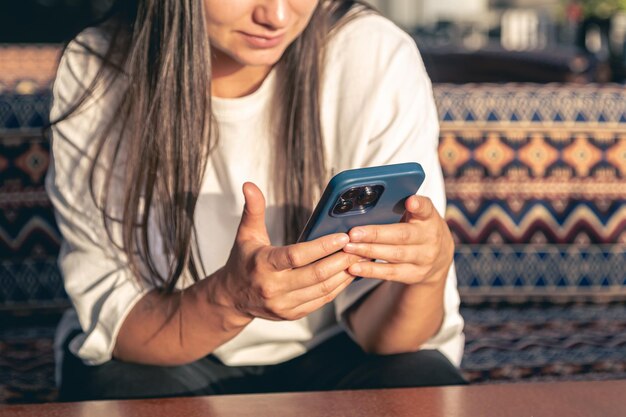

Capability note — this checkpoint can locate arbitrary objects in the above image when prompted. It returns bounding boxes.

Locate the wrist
[391,270,446,311]
[202,268,253,331]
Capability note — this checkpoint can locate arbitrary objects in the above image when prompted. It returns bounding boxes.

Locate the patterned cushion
[0,92,62,307]
[434,83,626,300]
[2,45,626,306]
[0,45,63,307]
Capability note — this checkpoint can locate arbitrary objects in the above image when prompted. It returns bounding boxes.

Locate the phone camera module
[333,199,354,215]
[331,184,384,217]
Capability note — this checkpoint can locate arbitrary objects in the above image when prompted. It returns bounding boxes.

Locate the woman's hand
[342,195,454,285]
[212,182,363,323]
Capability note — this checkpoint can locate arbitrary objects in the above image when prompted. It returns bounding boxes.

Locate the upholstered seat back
[435,84,626,300]
[1,46,625,307]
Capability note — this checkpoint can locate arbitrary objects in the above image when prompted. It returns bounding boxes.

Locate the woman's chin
[234,48,288,68]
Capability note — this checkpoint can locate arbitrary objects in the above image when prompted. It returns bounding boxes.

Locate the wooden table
[1,380,624,417]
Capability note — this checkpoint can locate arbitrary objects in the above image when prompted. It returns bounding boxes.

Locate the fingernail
[335,235,350,245]
[344,243,356,252]
[350,229,364,241]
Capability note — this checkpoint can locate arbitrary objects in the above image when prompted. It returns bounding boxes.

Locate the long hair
[50,0,372,293]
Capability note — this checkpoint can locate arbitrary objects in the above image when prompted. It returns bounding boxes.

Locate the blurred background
[3,0,626,82]
[371,0,626,83]
[1,0,626,406]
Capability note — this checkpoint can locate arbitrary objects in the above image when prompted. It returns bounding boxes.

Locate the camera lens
[356,186,379,206]
[341,188,361,200]
[333,199,353,214]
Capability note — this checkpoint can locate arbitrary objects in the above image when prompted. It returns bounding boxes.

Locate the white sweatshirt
[47,14,464,370]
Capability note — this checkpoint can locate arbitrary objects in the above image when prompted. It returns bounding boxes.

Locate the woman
[47,0,466,401]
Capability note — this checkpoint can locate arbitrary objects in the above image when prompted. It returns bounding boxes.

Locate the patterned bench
[433,84,626,383]
[1,45,626,403]
[435,84,626,302]
[3,52,626,307]
[0,45,62,308]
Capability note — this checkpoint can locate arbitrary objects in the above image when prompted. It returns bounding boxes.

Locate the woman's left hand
[343,195,454,285]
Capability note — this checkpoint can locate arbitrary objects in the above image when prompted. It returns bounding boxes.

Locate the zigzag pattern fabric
[2,45,626,304]
[0,93,62,305]
[0,45,63,306]
[434,84,626,297]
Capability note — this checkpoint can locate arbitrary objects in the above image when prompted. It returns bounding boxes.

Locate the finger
[288,273,356,319]
[284,269,355,308]
[266,233,350,271]
[349,223,424,245]
[344,242,437,265]
[260,257,361,320]
[348,261,428,284]
[237,182,269,244]
[405,195,436,221]
[293,252,364,289]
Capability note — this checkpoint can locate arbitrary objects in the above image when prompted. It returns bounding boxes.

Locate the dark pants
[59,331,467,402]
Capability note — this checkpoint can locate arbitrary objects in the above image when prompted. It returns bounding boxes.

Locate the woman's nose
[253,0,289,30]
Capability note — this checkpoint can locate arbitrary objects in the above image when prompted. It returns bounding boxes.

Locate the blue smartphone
[297,162,426,243]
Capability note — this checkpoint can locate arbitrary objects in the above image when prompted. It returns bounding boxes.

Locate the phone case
[297,162,425,242]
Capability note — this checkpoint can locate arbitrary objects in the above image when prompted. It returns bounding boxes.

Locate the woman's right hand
[211,182,363,323]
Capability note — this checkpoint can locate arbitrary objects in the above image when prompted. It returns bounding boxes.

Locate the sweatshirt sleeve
[46,29,153,365]
[324,15,464,366]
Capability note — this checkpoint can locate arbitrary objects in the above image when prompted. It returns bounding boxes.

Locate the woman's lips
[239,31,285,48]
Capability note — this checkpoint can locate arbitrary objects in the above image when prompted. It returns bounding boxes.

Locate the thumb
[237,182,270,244]
[405,195,435,221]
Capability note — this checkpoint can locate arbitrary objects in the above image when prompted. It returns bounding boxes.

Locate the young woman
[47,0,466,401]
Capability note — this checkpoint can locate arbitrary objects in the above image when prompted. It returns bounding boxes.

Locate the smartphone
[297,162,425,243]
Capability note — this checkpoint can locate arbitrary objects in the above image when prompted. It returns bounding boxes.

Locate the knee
[336,349,467,390]
[60,357,219,401]
[384,349,467,387]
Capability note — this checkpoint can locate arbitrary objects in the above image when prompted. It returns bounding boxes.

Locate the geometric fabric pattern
[1,46,62,308]
[0,130,59,261]
[435,83,626,126]
[434,83,626,299]
[435,84,626,245]
[0,260,65,306]
[0,94,53,130]
[1,93,61,309]
[2,46,626,305]
[455,245,626,297]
